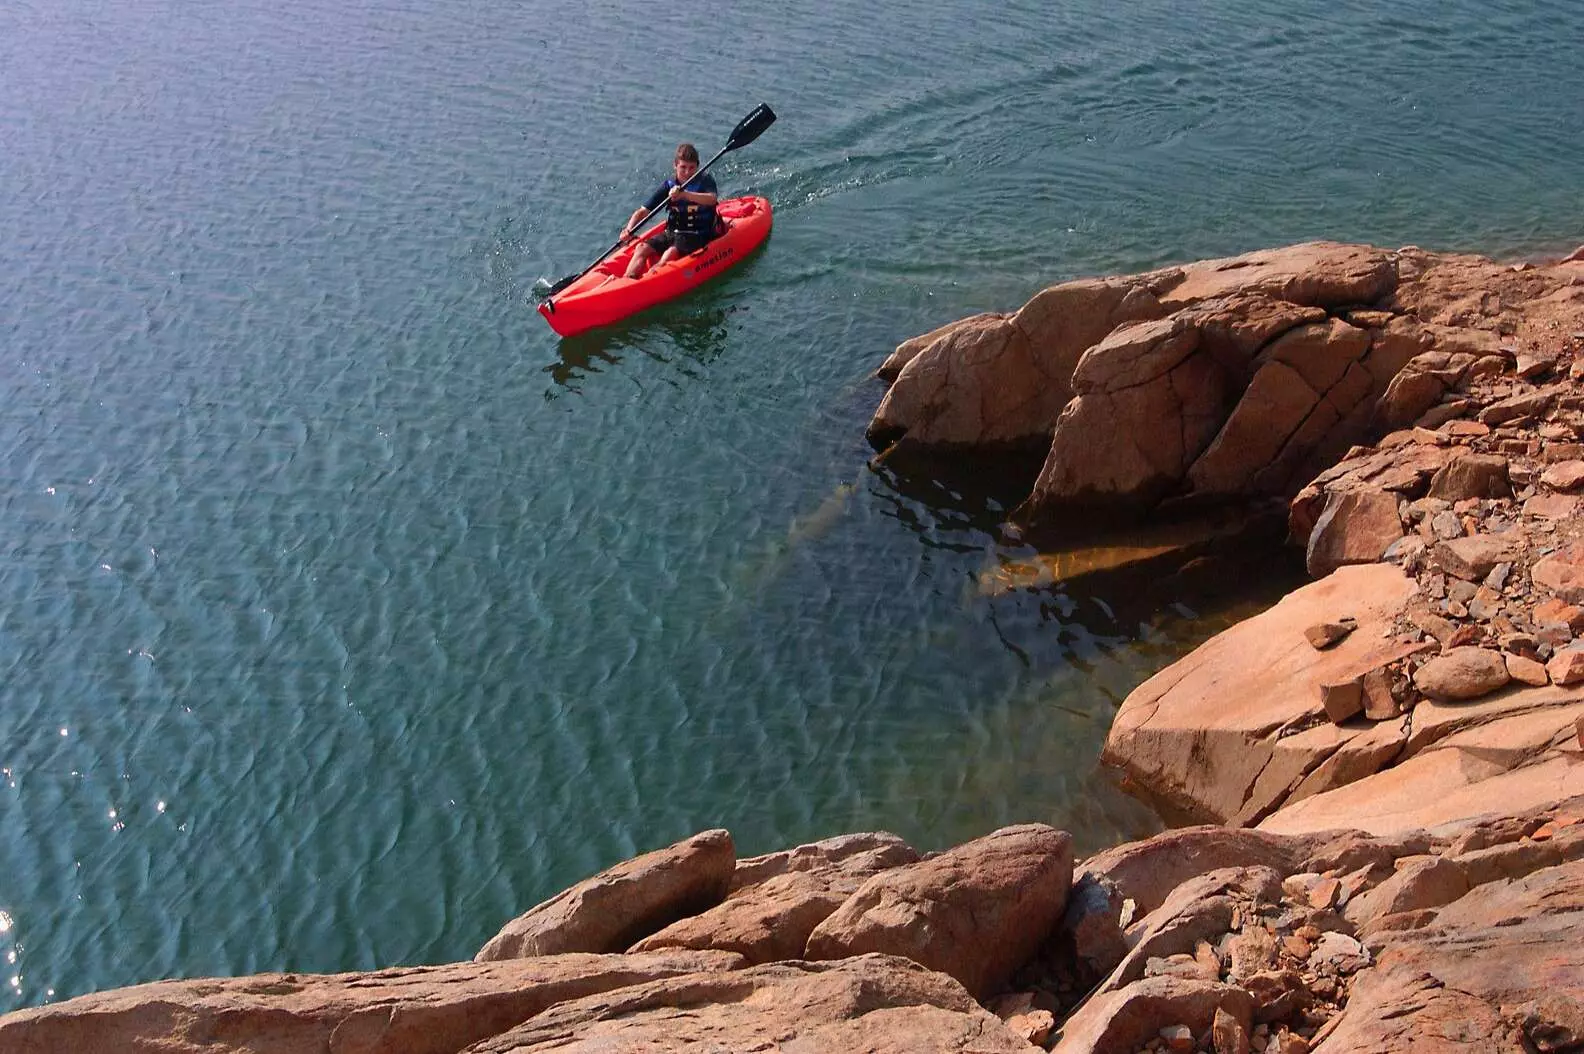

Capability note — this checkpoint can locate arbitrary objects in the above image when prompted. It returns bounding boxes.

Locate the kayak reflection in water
[621,142,720,279]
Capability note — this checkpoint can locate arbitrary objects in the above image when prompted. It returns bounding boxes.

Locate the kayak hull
[538,195,772,337]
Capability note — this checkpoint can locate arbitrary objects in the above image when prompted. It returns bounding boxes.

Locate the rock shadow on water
[870,441,1308,633]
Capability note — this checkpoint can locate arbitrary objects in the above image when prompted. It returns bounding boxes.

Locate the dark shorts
[643,229,712,256]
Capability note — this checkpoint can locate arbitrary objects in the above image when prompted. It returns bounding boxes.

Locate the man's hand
[668,185,685,203]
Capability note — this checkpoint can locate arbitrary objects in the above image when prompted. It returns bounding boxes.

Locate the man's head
[673,143,700,182]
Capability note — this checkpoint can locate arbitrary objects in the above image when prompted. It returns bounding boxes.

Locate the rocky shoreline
[6,240,1584,1052]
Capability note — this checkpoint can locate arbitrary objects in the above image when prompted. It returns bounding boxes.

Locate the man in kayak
[621,143,719,279]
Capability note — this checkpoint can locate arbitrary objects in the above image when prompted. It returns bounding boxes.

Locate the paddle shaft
[544,104,776,301]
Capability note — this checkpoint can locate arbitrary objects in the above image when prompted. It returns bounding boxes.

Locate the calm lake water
[1,0,1581,1010]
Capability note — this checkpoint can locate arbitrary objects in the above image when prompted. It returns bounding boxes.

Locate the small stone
[1533,545,1584,602]
[1427,453,1512,500]
[1448,579,1478,605]
[1307,877,1341,910]
[1485,562,1512,591]
[1430,510,1465,540]
[1500,632,1540,657]
[1515,353,1551,378]
[1361,668,1400,720]
[1534,598,1584,631]
[1528,492,1582,520]
[1007,1010,1055,1046]
[1506,652,1550,686]
[1468,585,1503,622]
[1542,460,1584,491]
[1160,1023,1195,1052]
[1304,619,1357,650]
[1436,535,1516,581]
[1214,1006,1251,1054]
[1547,647,1584,687]
[1195,939,1223,978]
[1319,678,1363,724]
[1275,1031,1311,1054]
[1281,934,1312,960]
[1413,646,1511,700]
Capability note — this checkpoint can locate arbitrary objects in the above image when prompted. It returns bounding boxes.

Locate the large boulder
[729,832,919,892]
[868,275,1172,451]
[804,824,1075,998]
[633,833,919,966]
[1104,563,1419,824]
[476,829,736,961]
[1077,826,1312,916]
[1316,859,1584,1052]
[628,871,850,965]
[1025,316,1231,511]
[0,950,743,1054]
[1052,976,1254,1054]
[459,954,1032,1054]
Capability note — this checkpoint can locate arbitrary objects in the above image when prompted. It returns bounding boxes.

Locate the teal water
[2,0,1581,1010]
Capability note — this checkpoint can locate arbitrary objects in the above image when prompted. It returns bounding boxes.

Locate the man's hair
[675,143,699,164]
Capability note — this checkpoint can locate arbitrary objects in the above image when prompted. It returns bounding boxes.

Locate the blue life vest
[644,173,719,237]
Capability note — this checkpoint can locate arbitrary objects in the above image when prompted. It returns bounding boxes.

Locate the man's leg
[625,242,657,279]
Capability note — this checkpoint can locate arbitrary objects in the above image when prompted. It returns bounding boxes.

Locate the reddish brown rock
[1526,492,1581,519]
[1534,545,1584,603]
[1361,667,1402,720]
[868,314,1060,450]
[1344,857,1470,924]
[1106,868,1283,994]
[1541,460,1584,491]
[1027,317,1226,511]
[1548,648,1584,687]
[476,829,735,961]
[1304,489,1405,578]
[729,832,918,892]
[804,824,1074,998]
[1261,734,1584,838]
[1425,452,1512,501]
[462,954,1032,1054]
[0,950,744,1054]
[1411,647,1511,701]
[630,871,850,965]
[1480,388,1555,426]
[1534,598,1584,632]
[1321,860,1584,1053]
[1319,677,1364,724]
[1052,977,1254,1054]
[1106,564,1418,824]
[1506,652,1551,687]
[1077,827,1310,917]
[1434,534,1518,582]
[1304,619,1357,649]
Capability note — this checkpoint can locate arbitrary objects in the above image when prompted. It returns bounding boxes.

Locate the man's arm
[623,184,671,238]
[668,173,718,206]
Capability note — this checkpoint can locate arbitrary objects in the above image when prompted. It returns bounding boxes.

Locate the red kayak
[537,196,772,337]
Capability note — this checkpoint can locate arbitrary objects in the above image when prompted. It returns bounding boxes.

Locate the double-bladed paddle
[537,103,776,302]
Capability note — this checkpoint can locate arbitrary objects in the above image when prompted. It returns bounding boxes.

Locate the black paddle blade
[726,103,776,152]
[544,272,581,296]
